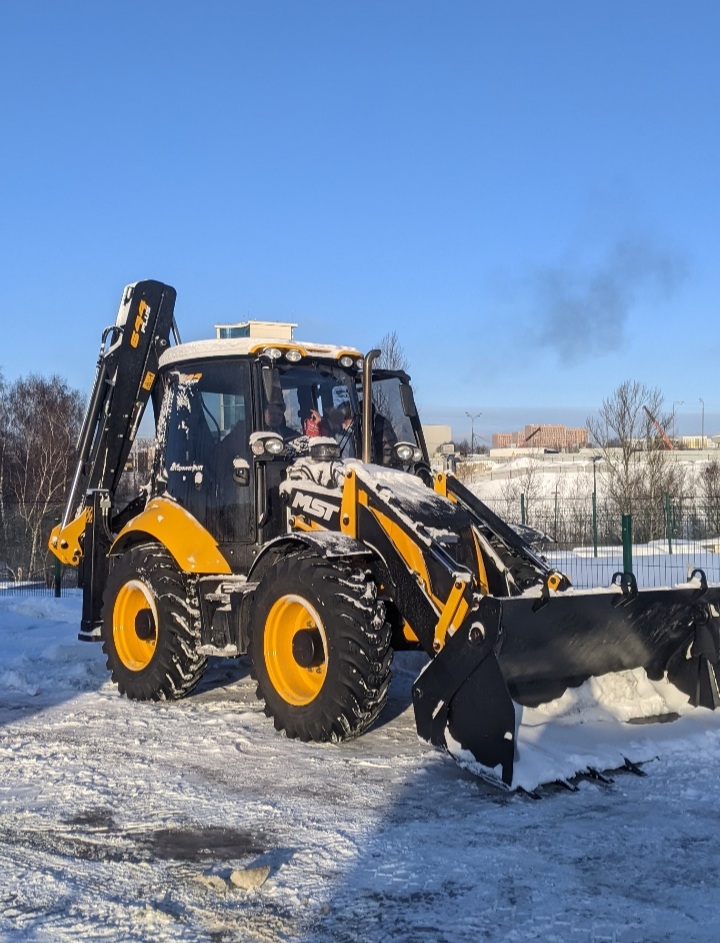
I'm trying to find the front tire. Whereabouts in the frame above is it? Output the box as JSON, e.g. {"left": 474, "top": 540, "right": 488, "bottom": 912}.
{"left": 248, "top": 549, "right": 392, "bottom": 742}
{"left": 101, "top": 544, "right": 207, "bottom": 700}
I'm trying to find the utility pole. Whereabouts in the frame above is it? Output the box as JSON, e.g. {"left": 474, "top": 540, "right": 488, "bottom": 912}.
{"left": 672, "top": 400, "right": 683, "bottom": 442}
{"left": 465, "top": 411, "right": 481, "bottom": 454}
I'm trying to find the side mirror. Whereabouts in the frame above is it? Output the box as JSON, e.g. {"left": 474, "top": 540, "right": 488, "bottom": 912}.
{"left": 232, "top": 458, "right": 250, "bottom": 486}
{"left": 399, "top": 382, "right": 417, "bottom": 418}
{"left": 261, "top": 365, "right": 282, "bottom": 403}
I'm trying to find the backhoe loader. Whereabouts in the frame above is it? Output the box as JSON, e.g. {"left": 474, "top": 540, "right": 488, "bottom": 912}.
{"left": 49, "top": 280, "right": 720, "bottom": 788}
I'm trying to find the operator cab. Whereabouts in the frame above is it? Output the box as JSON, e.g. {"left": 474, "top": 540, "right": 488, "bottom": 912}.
{"left": 154, "top": 338, "right": 363, "bottom": 571}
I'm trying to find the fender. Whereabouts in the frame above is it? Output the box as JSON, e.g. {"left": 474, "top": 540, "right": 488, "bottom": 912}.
{"left": 111, "top": 496, "right": 232, "bottom": 574}
{"left": 247, "top": 530, "right": 372, "bottom": 583}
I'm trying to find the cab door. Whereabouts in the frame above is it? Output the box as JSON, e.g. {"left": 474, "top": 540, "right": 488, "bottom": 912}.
{"left": 159, "top": 360, "right": 257, "bottom": 572}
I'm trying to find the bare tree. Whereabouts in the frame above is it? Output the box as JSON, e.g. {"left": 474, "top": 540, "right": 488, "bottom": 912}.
{"left": 500, "top": 452, "right": 545, "bottom": 523}
{"left": 0, "top": 371, "right": 7, "bottom": 560}
{"left": 700, "top": 459, "right": 720, "bottom": 537}
{"left": 374, "top": 330, "right": 409, "bottom": 373}
{"left": 587, "top": 380, "right": 685, "bottom": 540}
{"left": 370, "top": 330, "right": 413, "bottom": 431}
{"left": 4, "top": 374, "right": 83, "bottom": 573}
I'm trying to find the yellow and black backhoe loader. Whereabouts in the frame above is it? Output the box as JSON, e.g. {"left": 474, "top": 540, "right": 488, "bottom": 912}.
{"left": 49, "top": 280, "right": 720, "bottom": 788}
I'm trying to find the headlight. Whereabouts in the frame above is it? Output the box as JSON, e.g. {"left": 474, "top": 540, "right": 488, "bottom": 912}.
{"left": 263, "top": 347, "right": 282, "bottom": 360}
{"left": 265, "top": 437, "right": 286, "bottom": 455}
{"left": 339, "top": 355, "right": 354, "bottom": 368}
{"left": 309, "top": 439, "right": 341, "bottom": 461}
{"left": 285, "top": 348, "right": 302, "bottom": 363}
{"left": 394, "top": 443, "right": 415, "bottom": 462}
{"left": 251, "top": 433, "right": 285, "bottom": 456}
{"left": 392, "top": 443, "right": 424, "bottom": 464}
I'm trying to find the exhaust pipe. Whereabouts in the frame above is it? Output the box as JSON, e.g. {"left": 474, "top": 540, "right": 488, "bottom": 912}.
{"left": 362, "top": 349, "right": 381, "bottom": 464}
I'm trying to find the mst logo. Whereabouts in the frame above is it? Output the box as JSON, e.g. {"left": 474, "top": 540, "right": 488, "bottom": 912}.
{"left": 291, "top": 492, "right": 340, "bottom": 525}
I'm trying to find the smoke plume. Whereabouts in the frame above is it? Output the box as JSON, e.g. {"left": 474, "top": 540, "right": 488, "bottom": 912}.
{"left": 532, "top": 239, "right": 686, "bottom": 362}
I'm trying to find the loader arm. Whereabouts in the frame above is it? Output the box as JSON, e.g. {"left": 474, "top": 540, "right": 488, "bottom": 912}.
{"left": 433, "top": 471, "right": 570, "bottom": 596}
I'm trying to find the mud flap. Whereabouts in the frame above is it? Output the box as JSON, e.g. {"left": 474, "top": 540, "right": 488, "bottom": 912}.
{"left": 412, "top": 596, "right": 516, "bottom": 786}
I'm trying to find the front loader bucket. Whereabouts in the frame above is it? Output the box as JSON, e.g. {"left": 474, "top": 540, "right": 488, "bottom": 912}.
{"left": 498, "top": 581, "right": 720, "bottom": 710}
{"left": 414, "top": 579, "right": 720, "bottom": 789}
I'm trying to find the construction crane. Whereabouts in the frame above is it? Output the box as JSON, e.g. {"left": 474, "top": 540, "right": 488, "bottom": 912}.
{"left": 643, "top": 405, "right": 674, "bottom": 450}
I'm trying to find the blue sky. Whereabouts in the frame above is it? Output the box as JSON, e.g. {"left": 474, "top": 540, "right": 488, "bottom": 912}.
{"left": 1, "top": 0, "right": 718, "bottom": 443}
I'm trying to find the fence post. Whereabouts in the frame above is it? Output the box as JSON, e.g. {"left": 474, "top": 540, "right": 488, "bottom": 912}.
{"left": 520, "top": 493, "right": 526, "bottom": 525}
{"left": 53, "top": 516, "right": 62, "bottom": 597}
{"left": 664, "top": 492, "right": 673, "bottom": 556}
{"left": 622, "top": 513, "right": 633, "bottom": 575}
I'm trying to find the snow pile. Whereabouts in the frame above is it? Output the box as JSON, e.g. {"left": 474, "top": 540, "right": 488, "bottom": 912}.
{"left": 446, "top": 664, "right": 719, "bottom": 793}
{"left": 510, "top": 669, "right": 711, "bottom": 792}
{"left": 0, "top": 591, "right": 107, "bottom": 699}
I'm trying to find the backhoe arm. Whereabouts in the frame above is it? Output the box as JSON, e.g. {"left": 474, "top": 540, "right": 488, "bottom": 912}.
{"left": 49, "top": 280, "right": 178, "bottom": 641}
{"left": 49, "top": 280, "right": 177, "bottom": 566}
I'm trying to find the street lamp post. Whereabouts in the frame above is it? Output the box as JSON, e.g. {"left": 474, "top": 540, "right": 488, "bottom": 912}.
{"left": 700, "top": 397, "right": 705, "bottom": 448}
{"left": 592, "top": 455, "right": 601, "bottom": 558}
{"left": 465, "top": 411, "right": 481, "bottom": 454}
{"left": 672, "top": 400, "right": 684, "bottom": 442}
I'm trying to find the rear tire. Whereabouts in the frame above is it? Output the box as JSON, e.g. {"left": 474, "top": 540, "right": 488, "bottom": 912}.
{"left": 248, "top": 549, "right": 392, "bottom": 742}
{"left": 101, "top": 544, "right": 207, "bottom": 701}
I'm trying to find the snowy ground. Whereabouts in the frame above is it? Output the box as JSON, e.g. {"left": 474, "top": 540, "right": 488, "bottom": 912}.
{"left": 2, "top": 591, "right": 720, "bottom": 942}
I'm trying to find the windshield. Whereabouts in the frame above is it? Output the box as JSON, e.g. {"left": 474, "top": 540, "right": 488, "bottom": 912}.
{"left": 262, "top": 362, "right": 360, "bottom": 457}
{"left": 372, "top": 376, "right": 417, "bottom": 444}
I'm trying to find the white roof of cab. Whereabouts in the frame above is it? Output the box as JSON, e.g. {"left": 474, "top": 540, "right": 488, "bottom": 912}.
{"left": 158, "top": 337, "right": 363, "bottom": 370}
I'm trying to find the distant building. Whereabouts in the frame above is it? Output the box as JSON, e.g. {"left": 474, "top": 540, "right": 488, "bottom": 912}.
{"left": 492, "top": 424, "right": 588, "bottom": 451}
{"left": 678, "top": 435, "right": 717, "bottom": 450}
{"left": 422, "top": 424, "right": 453, "bottom": 456}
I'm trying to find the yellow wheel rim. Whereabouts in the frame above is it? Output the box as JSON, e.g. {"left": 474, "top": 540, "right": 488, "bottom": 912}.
{"left": 113, "top": 579, "right": 158, "bottom": 671}
{"left": 264, "top": 595, "right": 328, "bottom": 706}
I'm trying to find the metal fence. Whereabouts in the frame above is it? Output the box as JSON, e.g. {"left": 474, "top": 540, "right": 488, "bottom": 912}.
{"left": 0, "top": 568, "right": 77, "bottom": 597}
{"left": 0, "top": 502, "right": 71, "bottom": 596}
{"left": 481, "top": 494, "right": 720, "bottom": 589}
